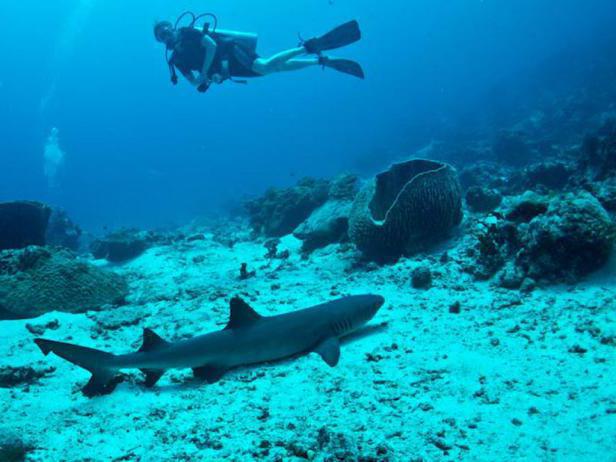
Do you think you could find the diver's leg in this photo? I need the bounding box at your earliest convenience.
[275,58,320,72]
[252,47,308,75]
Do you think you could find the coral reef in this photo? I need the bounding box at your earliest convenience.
[492,130,534,166]
[90,229,156,262]
[349,159,462,261]
[45,208,82,251]
[245,177,330,237]
[0,246,127,319]
[519,192,615,281]
[0,201,51,250]
[293,200,352,252]
[465,186,502,213]
[467,192,615,284]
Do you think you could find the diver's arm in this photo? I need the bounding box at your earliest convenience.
[180,69,199,86]
[199,34,218,81]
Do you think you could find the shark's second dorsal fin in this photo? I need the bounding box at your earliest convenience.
[138,328,168,353]
[225,297,262,330]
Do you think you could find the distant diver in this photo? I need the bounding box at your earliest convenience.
[154,12,364,93]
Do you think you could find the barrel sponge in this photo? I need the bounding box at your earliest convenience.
[348,159,463,260]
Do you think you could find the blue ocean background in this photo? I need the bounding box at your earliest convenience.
[1,0,615,230]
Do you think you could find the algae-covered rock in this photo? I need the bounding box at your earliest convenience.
[465,186,502,213]
[519,192,615,280]
[0,246,128,319]
[0,201,51,251]
[245,177,330,237]
[293,200,352,252]
[90,228,151,262]
[348,159,462,261]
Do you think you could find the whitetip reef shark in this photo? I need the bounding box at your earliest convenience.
[34,294,385,396]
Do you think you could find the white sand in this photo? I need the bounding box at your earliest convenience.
[1,229,614,461]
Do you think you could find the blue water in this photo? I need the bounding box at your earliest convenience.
[1,0,615,230]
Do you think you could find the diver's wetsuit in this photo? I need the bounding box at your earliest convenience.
[169,27,261,79]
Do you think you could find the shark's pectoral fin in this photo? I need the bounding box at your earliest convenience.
[193,365,227,384]
[313,337,341,367]
[82,370,123,397]
[140,368,165,388]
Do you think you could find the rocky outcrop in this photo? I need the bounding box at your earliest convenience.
[90,229,160,262]
[0,246,128,319]
[349,159,463,261]
[45,208,82,251]
[467,191,615,284]
[0,201,51,251]
[293,200,352,252]
[245,178,330,237]
[465,187,502,213]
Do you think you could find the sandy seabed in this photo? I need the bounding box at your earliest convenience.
[1,228,615,461]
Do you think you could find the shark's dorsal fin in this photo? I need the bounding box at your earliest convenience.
[225,297,262,330]
[138,328,168,353]
[313,337,341,367]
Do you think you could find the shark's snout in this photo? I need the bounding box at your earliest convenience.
[371,295,385,314]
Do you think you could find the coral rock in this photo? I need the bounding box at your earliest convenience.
[520,192,616,280]
[293,200,352,252]
[0,246,128,319]
[466,187,503,213]
[245,178,330,237]
[0,201,51,251]
[348,159,462,261]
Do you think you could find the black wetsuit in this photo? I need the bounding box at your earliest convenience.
[169,27,261,79]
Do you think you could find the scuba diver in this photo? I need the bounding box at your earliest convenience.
[154,13,364,93]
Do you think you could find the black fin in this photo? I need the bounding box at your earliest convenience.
[193,365,227,384]
[303,20,361,54]
[82,371,123,397]
[138,328,168,353]
[313,337,341,367]
[225,297,262,330]
[140,368,165,388]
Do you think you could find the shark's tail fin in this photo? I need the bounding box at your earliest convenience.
[35,338,122,397]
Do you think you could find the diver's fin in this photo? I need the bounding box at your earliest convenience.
[225,296,263,330]
[303,20,361,54]
[313,336,341,367]
[193,365,227,384]
[319,57,365,79]
[140,368,165,388]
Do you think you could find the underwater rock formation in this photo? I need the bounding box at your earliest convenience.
[0,246,127,319]
[293,200,352,252]
[492,130,534,166]
[0,431,30,462]
[468,191,615,284]
[90,229,151,262]
[581,119,616,180]
[465,186,502,213]
[0,201,51,251]
[523,161,574,190]
[348,159,462,261]
[45,208,82,251]
[519,192,615,281]
[245,177,330,237]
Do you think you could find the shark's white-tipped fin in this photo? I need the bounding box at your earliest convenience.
[313,337,341,367]
[225,297,263,330]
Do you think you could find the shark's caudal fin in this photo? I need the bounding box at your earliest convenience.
[137,328,169,388]
[34,338,121,397]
